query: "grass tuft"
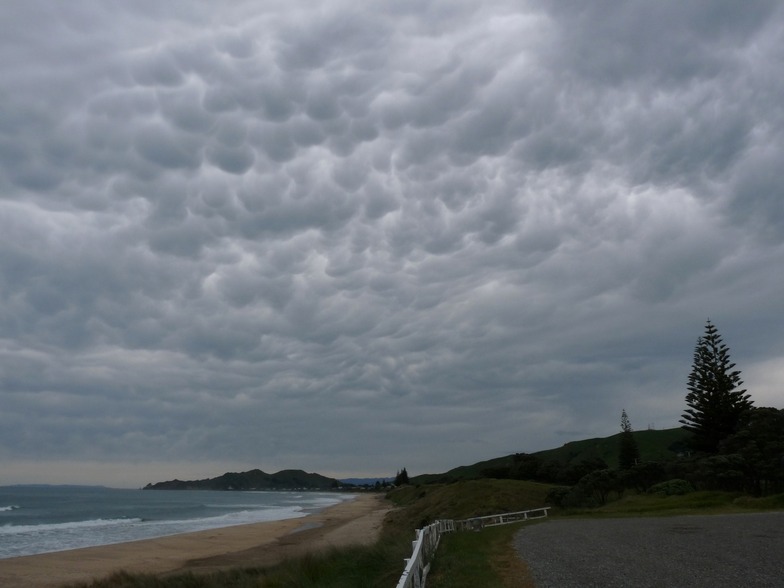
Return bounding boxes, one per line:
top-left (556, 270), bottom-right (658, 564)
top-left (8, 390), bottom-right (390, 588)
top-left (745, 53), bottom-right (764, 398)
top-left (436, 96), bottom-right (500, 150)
top-left (427, 523), bottom-right (539, 588)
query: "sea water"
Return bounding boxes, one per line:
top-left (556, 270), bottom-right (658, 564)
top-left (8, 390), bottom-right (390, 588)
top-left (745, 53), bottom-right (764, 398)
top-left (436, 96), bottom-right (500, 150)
top-left (0, 485), bottom-right (351, 559)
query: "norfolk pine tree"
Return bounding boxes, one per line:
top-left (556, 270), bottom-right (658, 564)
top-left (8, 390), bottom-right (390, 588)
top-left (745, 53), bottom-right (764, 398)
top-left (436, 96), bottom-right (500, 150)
top-left (680, 320), bottom-right (753, 453)
top-left (618, 409), bottom-right (640, 469)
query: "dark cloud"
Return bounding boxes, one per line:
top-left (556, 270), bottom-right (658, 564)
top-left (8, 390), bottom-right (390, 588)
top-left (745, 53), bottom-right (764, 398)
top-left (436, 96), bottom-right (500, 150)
top-left (1, 0), bottom-right (783, 486)
top-left (540, 0), bottom-right (778, 84)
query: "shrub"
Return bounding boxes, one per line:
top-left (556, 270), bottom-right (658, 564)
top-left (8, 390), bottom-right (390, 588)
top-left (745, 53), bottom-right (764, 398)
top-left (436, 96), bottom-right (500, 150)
top-left (576, 469), bottom-right (620, 505)
top-left (561, 485), bottom-right (598, 508)
top-left (544, 486), bottom-right (571, 507)
top-left (648, 479), bottom-right (695, 496)
top-left (620, 461), bottom-right (667, 492)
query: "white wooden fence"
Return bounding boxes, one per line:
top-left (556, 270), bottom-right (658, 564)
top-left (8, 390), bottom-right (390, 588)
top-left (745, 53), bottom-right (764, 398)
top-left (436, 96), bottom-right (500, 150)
top-left (394, 507), bottom-right (550, 588)
top-left (394, 520), bottom-right (449, 588)
top-left (454, 506), bottom-right (550, 531)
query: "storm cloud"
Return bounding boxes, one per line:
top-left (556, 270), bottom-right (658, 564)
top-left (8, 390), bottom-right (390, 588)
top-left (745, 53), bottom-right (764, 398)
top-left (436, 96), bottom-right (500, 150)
top-left (1, 0), bottom-right (783, 486)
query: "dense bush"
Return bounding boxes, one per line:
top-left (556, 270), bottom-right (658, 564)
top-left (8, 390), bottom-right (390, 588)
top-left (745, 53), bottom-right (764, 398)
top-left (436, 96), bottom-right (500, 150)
top-left (481, 406), bottom-right (784, 509)
top-left (648, 479), bottom-right (695, 496)
top-left (545, 470), bottom-right (622, 508)
top-left (544, 486), bottom-right (571, 507)
top-left (576, 469), bottom-right (621, 505)
top-left (619, 461), bottom-right (667, 492)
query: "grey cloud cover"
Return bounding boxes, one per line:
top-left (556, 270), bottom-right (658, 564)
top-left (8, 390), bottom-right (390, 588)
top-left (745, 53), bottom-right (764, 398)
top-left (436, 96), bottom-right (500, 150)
top-left (1, 0), bottom-right (783, 486)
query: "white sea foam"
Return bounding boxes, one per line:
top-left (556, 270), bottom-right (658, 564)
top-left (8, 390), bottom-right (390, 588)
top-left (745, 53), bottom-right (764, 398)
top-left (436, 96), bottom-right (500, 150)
top-left (143, 506), bottom-right (307, 532)
top-left (0, 505), bottom-right (308, 559)
top-left (0, 488), bottom-right (348, 559)
top-left (0, 517), bottom-right (141, 536)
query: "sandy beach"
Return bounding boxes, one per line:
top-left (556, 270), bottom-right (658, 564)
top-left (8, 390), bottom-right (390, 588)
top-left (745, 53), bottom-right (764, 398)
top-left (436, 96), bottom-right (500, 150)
top-left (0, 493), bottom-right (391, 588)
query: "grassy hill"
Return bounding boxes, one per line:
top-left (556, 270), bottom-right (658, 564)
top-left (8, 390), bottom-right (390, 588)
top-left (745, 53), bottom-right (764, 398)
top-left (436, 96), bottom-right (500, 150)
top-left (411, 427), bottom-right (690, 484)
top-left (534, 427), bottom-right (690, 468)
top-left (386, 478), bottom-right (552, 529)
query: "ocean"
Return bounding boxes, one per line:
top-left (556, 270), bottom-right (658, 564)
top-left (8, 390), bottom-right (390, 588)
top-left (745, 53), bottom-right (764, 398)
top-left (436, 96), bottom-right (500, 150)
top-left (0, 485), bottom-right (352, 559)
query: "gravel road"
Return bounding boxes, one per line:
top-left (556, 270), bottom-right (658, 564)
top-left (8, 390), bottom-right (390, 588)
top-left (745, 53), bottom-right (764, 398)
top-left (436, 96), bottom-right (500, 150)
top-left (513, 512), bottom-right (784, 587)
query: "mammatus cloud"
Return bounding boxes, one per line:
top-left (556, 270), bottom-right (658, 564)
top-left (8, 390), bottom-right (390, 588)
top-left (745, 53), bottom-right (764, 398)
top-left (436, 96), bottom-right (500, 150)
top-left (1, 0), bottom-right (783, 485)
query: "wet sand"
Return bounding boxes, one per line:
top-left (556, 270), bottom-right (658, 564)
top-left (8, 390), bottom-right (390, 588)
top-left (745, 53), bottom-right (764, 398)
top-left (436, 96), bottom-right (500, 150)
top-left (0, 493), bottom-right (391, 588)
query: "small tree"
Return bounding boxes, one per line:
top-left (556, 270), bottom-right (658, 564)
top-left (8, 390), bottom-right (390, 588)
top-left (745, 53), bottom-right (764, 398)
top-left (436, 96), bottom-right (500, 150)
top-left (680, 320), bottom-right (753, 453)
top-left (577, 469), bottom-right (620, 505)
top-left (618, 409), bottom-right (640, 470)
top-left (394, 467), bottom-right (410, 486)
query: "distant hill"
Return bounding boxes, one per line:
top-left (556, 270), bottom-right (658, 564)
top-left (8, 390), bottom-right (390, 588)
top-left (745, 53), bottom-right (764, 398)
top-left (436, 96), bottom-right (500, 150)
top-left (144, 468), bottom-right (341, 491)
top-left (339, 477), bottom-right (394, 486)
top-left (411, 427), bottom-right (690, 485)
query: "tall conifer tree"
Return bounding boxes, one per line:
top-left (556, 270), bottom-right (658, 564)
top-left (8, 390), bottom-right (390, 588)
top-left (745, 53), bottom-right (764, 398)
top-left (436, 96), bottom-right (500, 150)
top-left (680, 320), bottom-right (753, 453)
top-left (618, 409), bottom-right (640, 470)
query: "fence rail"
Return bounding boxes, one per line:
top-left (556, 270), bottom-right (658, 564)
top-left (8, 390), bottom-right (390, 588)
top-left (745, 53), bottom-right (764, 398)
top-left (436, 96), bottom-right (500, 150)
top-left (455, 507), bottom-right (550, 531)
top-left (394, 507), bottom-right (549, 588)
top-left (395, 521), bottom-right (445, 588)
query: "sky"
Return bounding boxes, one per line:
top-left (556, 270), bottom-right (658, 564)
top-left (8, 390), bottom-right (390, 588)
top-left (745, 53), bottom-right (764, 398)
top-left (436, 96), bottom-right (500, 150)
top-left (1, 0), bottom-right (783, 488)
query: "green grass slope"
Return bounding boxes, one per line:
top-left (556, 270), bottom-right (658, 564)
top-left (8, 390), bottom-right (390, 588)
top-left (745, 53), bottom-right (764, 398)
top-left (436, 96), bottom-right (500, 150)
top-left (386, 478), bottom-right (552, 529)
top-left (411, 427), bottom-right (690, 484)
top-left (535, 427), bottom-right (689, 469)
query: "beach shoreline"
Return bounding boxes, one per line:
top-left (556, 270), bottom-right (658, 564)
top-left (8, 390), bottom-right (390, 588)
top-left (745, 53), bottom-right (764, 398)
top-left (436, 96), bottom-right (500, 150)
top-left (0, 493), bottom-right (391, 588)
